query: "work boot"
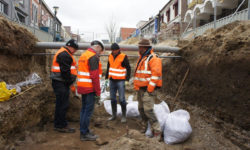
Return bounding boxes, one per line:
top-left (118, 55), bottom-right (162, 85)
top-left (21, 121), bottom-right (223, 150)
top-left (140, 126), bottom-right (147, 134)
top-left (88, 130), bottom-right (99, 138)
top-left (152, 130), bottom-right (163, 142)
top-left (108, 102), bottom-right (117, 121)
top-left (54, 126), bottom-right (75, 133)
top-left (80, 132), bottom-right (98, 141)
top-left (121, 104), bottom-right (127, 123)
top-left (139, 122), bottom-right (148, 134)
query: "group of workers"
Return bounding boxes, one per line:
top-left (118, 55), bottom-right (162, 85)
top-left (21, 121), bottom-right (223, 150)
top-left (50, 38), bottom-right (163, 141)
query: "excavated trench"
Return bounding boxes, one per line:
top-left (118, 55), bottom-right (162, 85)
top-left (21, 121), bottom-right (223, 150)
top-left (0, 16), bottom-right (249, 150)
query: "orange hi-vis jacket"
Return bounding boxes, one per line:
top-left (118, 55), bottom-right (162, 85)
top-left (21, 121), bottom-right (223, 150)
top-left (134, 49), bottom-right (162, 93)
top-left (99, 63), bottom-right (102, 78)
top-left (77, 49), bottom-right (102, 96)
top-left (108, 53), bottom-right (126, 80)
top-left (51, 47), bottom-right (77, 75)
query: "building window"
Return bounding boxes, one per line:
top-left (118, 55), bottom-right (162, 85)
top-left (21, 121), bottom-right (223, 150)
top-left (19, 0), bottom-right (24, 6)
top-left (17, 12), bottom-right (25, 23)
top-left (56, 24), bottom-right (59, 32)
top-left (0, 1), bottom-right (8, 15)
top-left (32, 3), bottom-right (38, 24)
top-left (166, 9), bottom-right (170, 22)
top-left (173, 2), bottom-right (178, 17)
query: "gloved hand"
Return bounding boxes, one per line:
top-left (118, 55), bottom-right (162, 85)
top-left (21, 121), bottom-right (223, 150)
top-left (105, 79), bottom-right (109, 87)
top-left (70, 85), bottom-right (76, 93)
top-left (95, 96), bottom-right (101, 105)
top-left (125, 81), bottom-right (129, 86)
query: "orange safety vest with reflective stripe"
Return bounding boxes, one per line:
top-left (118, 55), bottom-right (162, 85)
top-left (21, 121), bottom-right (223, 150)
top-left (77, 50), bottom-right (102, 88)
top-left (108, 53), bottom-right (126, 80)
top-left (77, 50), bottom-right (96, 88)
top-left (134, 49), bottom-right (162, 93)
top-left (51, 47), bottom-right (77, 75)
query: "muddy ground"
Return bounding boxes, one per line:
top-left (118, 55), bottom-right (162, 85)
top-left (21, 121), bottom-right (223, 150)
top-left (0, 17), bottom-right (249, 149)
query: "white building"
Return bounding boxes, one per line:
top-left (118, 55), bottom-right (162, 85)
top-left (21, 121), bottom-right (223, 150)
top-left (183, 0), bottom-right (249, 37)
top-left (159, 0), bottom-right (187, 26)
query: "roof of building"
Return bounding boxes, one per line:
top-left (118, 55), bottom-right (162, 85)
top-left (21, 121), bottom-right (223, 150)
top-left (159, 0), bottom-right (174, 13)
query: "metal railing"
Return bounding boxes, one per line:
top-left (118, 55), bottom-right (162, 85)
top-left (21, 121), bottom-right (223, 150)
top-left (182, 8), bottom-right (248, 38)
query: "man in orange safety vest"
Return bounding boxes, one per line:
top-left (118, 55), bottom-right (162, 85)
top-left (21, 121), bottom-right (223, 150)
top-left (50, 39), bottom-right (78, 133)
top-left (134, 39), bottom-right (162, 141)
top-left (105, 43), bottom-right (131, 123)
top-left (77, 40), bottom-right (104, 141)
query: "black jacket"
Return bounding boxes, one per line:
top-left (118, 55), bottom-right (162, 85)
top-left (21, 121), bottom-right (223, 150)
top-left (50, 47), bottom-right (76, 86)
top-left (105, 52), bottom-right (131, 81)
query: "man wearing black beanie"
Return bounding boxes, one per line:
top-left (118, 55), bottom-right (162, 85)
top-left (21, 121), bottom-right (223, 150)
top-left (50, 39), bottom-right (78, 133)
top-left (105, 43), bottom-right (131, 123)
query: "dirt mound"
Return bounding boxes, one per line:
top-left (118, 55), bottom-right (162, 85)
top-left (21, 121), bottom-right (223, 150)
top-left (162, 20), bottom-right (250, 148)
top-left (0, 16), bottom-right (37, 55)
top-left (119, 37), bottom-right (140, 45)
top-left (100, 130), bottom-right (165, 150)
top-left (157, 39), bottom-right (178, 47)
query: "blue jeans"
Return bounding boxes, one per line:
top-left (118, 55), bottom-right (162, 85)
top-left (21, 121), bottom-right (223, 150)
top-left (52, 80), bottom-right (70, 128)
top-left (110, 80), bottom-right (126, 106)
top-left (80, 92), bottom-right (95, 134)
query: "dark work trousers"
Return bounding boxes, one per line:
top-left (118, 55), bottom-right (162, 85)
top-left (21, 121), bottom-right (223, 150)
top-left (80, 92), bottom-right (96, 134)
top-left (110, 80), bottom-right (126, 106)
top-left (52, 80), bottom-right (70, 128)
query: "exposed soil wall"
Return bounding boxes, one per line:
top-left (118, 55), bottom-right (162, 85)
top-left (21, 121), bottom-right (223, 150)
top-left (162, 21), bottom-right (250, 131)
top-left (0, 16), bottom-right (55, 147)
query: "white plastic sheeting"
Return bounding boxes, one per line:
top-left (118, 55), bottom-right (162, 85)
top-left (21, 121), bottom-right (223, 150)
top-left (6, 73), bottom-right (42, 93)
top-left (16, 73), bottom-right (42, 87)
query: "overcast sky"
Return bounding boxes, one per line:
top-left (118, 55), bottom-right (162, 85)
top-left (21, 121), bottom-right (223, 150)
top-left (45, 0), bottom-right (169, 41)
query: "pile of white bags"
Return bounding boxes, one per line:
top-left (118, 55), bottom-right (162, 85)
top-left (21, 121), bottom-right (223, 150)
top-left (103, 95), bottom-right (192, 144)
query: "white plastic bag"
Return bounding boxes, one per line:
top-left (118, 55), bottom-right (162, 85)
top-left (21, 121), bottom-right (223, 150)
top-left (103, 100), bottom-right (122, 116)
top-left (6, 84), bottom-right (21, 93)
top-left (164, 110), bottom-right (192, 144)
top-left (16, 73), bottom-right (42, 87)
top-left (104, 100), bottom-right (112, 115)
top-left (145, 101), bottom-right (170, 137)
top-left (145, 122), bottom-right (153, 137)
top-left (154, 101), bottom-right (170, 129)
top-left (126, 101), bottom-right (139, 117)
top-left (103, 99), bottom-right (140, 117)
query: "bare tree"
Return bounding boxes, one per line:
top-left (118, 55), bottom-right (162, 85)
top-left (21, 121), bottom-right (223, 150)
top-left (105, 15), bottom-right (118, 43)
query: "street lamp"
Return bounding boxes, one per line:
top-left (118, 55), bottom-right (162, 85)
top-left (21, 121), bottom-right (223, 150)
top-left (53, 6), bottom-right (59, 41)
